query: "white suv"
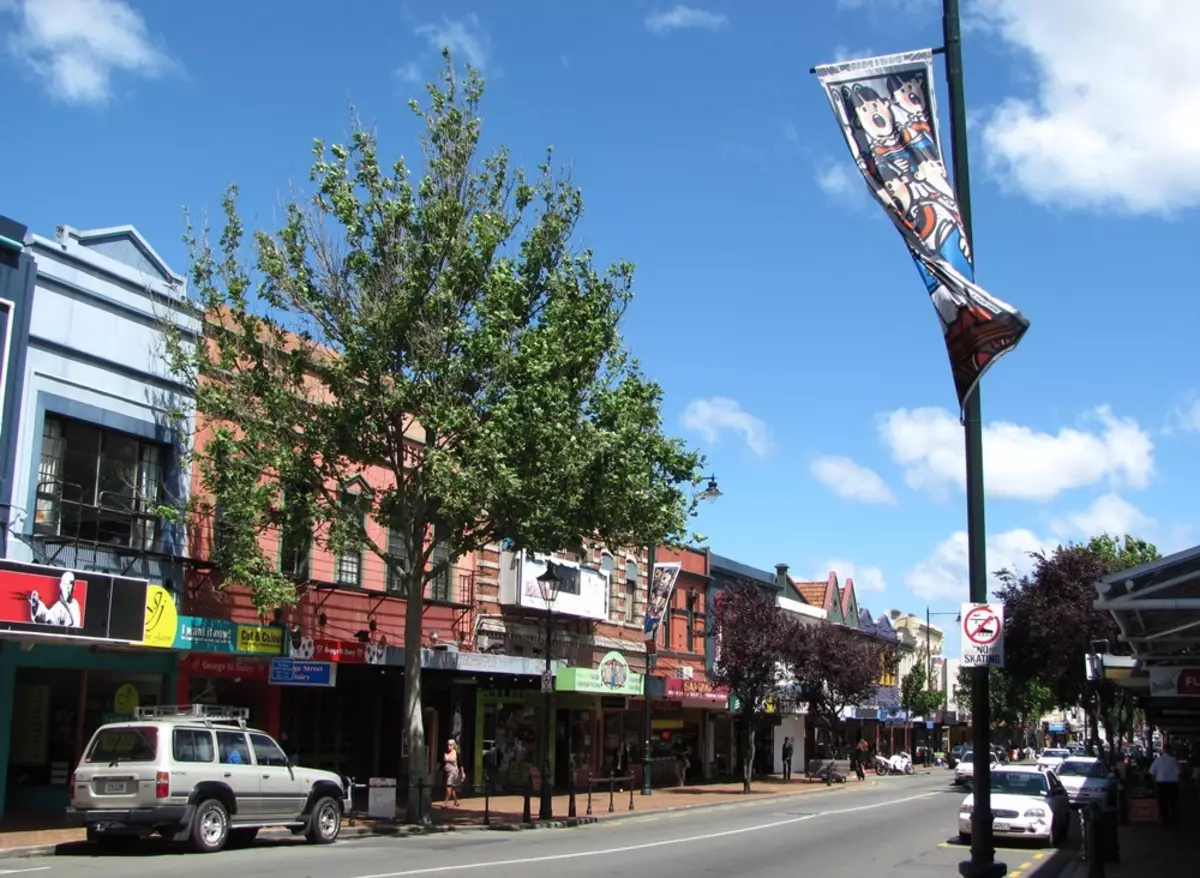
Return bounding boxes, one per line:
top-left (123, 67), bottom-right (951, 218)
top-left (67, 705), bottom-right (351, 853)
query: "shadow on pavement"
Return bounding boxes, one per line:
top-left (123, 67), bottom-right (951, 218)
top-left (53, 836), bottom-right (310, 858)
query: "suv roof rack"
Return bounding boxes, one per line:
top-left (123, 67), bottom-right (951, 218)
top-left (135, 705), bottom-right (251, 727)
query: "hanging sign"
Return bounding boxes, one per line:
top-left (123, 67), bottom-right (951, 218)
top-left (960, 602), bottom-right (1004, 668)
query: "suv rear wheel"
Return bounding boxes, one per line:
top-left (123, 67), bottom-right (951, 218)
top-left (305, 796), bottom-right (341, 844)
top-left (191, 799), bottom-right (230, 853)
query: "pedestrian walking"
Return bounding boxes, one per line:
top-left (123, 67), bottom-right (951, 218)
top-left (855, 738), bottom-right (868, 781)
top-left (1149, 745), bottom-right (1181, 827)
top-left (782, 737), bottom-right (794, 780)
top-left (442, 739), bottom-right (461, 808)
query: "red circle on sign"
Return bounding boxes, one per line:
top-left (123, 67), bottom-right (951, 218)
top-left (963, 606), bottom-right (1000, 646)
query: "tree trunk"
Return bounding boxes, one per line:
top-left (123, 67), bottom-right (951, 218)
top-left (742, 714), bottom-right (754, 794)
top-left (405, 567), bottom-right (429, 824)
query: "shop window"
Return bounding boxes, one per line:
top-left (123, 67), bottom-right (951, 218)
top-left (34, 414), bottom-right (167, 551)
top-left (173, 728), bottom-right (216, 763)
top-left (334, 490), bottom-right (363, 587)
top-left (386, 516), bottom-right (410, 594)
top-left (216, 730), bottom-right (252, 765)
top-left (624, 560), bottom-right (639, 623)
top-left (279, 479), bottom-right (313, 580)
top-left (250, 733), bottom-right (289, 767)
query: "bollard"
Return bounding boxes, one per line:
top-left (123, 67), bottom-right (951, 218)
top-left (1086, 803), bottom-right (1105, 878)
top-left (523, 776), bottom-right (532, 824)
top-left (587, 773), bottom-right (593, 816)
top-left (569, 771), bottom-right (577, 819)
top-left (484, 771), bottom-right (490, 826)
top-left (628, 777), bottom-right (635, 811)
top-left (608, 775), bottom-right (615, 813)
top-left (416, 777), bottom-right (426, 825)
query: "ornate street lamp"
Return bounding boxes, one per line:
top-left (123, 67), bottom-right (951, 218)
top-left (536, 562), bottom-right (562, 820)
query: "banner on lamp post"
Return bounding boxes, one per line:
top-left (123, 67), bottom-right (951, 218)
top-left (643, 562), bottom-right (682, 643)
top-left (813, 50), bottom-right (1029, 408)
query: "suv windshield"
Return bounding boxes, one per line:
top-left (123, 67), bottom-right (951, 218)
top-left (992, 771), bottom-right (1048, 796)
top-left (1058, 760), bottom-right (1107, 778)
top-left (86, 726), bottom-right (158, 763)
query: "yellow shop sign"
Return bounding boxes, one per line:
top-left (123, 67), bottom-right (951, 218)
top-left (235, 624), bottom-right (284, 655)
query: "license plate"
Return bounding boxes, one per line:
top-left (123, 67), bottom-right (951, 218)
top-left (103, 782), bottom-right (127, 795)
top-left (993, 822), bottom-right (1010, 832)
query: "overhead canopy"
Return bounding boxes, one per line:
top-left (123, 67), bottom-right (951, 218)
top-left (1094, 545), bottom-right (1200, 732)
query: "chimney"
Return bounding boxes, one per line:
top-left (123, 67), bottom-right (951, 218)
top-left (775, 563), bottom-right (789, 591)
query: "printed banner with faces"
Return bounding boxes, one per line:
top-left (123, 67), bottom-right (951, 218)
top-left (814, 49), bottom-right (1029, 409)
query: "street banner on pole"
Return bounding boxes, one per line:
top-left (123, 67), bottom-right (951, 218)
top-left (644, 562), bottom-right (682, 642)
top-left (813, 50), bottom-right (1030, 409)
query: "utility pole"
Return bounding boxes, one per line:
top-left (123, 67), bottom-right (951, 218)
top-left (943, 1), bottom-right (1004, 877)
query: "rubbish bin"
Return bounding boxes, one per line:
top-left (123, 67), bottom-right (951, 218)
top-left (368, 777), bottom-right (397, 820)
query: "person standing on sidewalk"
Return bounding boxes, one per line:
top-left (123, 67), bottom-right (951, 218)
top-left (782, 737), bottom-right (794, 780)
top-left (855, 738), bottom-right (869, 781)
top-left (1149, 745), bottom-right (1181, 827)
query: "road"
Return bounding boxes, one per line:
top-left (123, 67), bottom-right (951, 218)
top-left (1, 773), bottom-right (1077, 878)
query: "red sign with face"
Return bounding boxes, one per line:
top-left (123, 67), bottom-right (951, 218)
top-left (0, 568), bottom-right (89, 629)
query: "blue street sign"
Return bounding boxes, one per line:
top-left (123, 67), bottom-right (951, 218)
top-left (926, 721), bottom-right (935, 730)
top-left (270, 657), bottom-right (337, 687)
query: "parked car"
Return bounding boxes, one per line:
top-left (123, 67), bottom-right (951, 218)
top-left (1055, 757), bottom-right (1114, 808)
top-left (67, 705), bottom-right (351, 853)
top-left (1036, 748), bottom-right (1072, 773)
top-left (954, 750), bottom-right (999, 786)
top-left (958, 765), bottom-right (1071, 847)
top-left (948, 745), bottom-right (969, 768)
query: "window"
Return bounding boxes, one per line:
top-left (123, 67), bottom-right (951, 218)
top-left (662, 590), bottom-right (672, 645)
top-left (879, 654), bottom-right (898, 688)
top-left (686, 591), bottom-right (696, 652)
top-left (173, 728), bottom-right (215, 763)
top-left (279, 480), bottom-right (312, 580)
top-left (334, 491), bottom-right (363, 587)
top-left (216, 730), bottom-right (252, 765)
top-left (624, 560), bottom-right (639, 623)
top-left (34, 415), bottom-right (166, 550)
top-left (249, 733), bottom-right (289, 767)
top-left (212, 500), bottom-right (233, 556)
top-left (85, 726), bottom-right (158, 763)
top-left (600, 554), bottom-right (615, 615)
top-left (427, 525), bottom-right (453, 602)
top-left (386, 518), bottom-right (410, 594)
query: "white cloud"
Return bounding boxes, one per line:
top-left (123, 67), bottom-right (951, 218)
top-left (831, 45), bottom-right (875, 63)
top-left (1166, 392), bottom-right (1200, 434)
top-left (415, 13), bottom-right (490, 70)
top-left (975, 0), bottom-right (1200, 214)
top-left (879, 405), bottom-right (1154, 503)
top-left (395, 60), bottom-right (422, 85)
top-left (811, 456), bottom-right (897, 505)
top-left (905, 528), bottom-right (1052, 602)
top-left (3, 0), bottom-right (173, 104)
top-left (1051, 493), bottom-right (1155, 540)
top-left (820, 559), bottom-right (888, 594)
top-left (680, 397), bottom-right (770, 458)
top-left (814, 160), bottom-right (858, 198)
top-left (644, 5), bottom-right (728, 34)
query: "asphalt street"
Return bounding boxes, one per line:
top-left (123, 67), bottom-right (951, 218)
top-left (0, 772), bottom-right (1077, 878)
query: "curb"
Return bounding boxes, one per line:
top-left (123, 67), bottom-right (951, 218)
top-left (488, 817), bottom-right (600, 831)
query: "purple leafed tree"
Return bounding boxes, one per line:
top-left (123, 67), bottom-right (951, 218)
top-left (786, 623), bottom-right (893, 734)
top-left (708, 581), bottom-right (789, 792)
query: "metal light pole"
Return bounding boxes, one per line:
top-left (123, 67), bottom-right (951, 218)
top-left (941, 1), bottom-right (1003, 876)
top-left (642, 474), bottom-right (721, 797)
top-left (536, 562), bottom-right (562, 821)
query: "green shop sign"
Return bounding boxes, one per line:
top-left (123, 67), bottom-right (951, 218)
top-left (555, 651), bottom-right (643, 696)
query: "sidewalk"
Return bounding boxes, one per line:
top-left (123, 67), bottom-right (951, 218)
top-left (0, 772), bottom-right (893, 858)
top-left (1060, 787), bottom-right (1199, 878)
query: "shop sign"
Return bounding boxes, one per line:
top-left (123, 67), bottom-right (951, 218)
top-left (418, 648), bottom-right (554, 676)
top-left (235, 624), bottom-right (284, 654)
top-left (1149, 667), bottom-right (1200, 697)
top-left (0, 559), bottom-right (147, 642)
top-left (666, 678), bottom-right (729, 704)
top-left (270, 658), bottom-right (337, 687)
top-left (555, 651), bottom-right (644, 696)
top-left (142, 585), bottom-right (179, 648)
top-left (290, 635), bottom-right (382, 664)
top-left (179, 653), bottom-right (272, 682)
top-left (141, 605), bottom-right (286, 657)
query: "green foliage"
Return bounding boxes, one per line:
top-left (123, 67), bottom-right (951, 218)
top-left (900, 651), bottom-right (944, 720)
top-left (162, 52), bottom-right (705, 612)
top-left (954, 666), bottom-right (1055, 730)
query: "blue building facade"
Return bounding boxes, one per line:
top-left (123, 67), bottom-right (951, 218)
top-left (0, 222), bottom-right (198, 820)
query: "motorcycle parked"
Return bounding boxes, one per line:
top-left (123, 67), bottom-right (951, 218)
top-left (875, 751), bottom-right (915, 776)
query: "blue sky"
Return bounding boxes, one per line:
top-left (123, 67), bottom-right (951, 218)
top-left (2, 1), bottom-right (1198, 656)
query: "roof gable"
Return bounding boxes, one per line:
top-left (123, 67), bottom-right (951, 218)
top-left (58, 224), bottom-right (184, 288)
top-left (841, 577), bottom-right (859, 622)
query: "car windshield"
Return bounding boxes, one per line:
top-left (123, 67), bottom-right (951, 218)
top-left (1043, 749), bottom-right (1069, 758)
top-left (1058, 761), bottom-right (1108, 778)
top-left (992, 771), bottom-right (1048, 796)
top-left (86, 726), bottom-right (158, 763)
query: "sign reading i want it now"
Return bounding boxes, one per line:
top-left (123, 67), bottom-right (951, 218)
top-left (960, 603), bottom-right (1005, 669)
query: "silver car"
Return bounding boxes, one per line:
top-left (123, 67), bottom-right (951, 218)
top-left (67, 705), bottom-right (351, 853)
top-left (1055, 756), bottom-right (1113, 808)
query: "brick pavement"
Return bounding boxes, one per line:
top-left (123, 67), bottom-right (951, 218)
top-left (0, 772), bottom-right (885, 856)
top-left (1060, 785), bottom-right (1199, 878)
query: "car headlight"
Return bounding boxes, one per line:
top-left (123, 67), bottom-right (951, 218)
top-left (1024, 808), bottom-right (1047, 818)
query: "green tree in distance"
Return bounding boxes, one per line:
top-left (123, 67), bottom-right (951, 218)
top-left (900, 649), bottom-right (944, 722)
top-left (163, 53), bottom-right (704, 820)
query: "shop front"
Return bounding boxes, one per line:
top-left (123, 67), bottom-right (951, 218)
top-left (555, 651), bottom-right (644, 790)
top-left (0, 560), bottom-right (161, 820)
top-left (665, 677), bottom-right (730, 781)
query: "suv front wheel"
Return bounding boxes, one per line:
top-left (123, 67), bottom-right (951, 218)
top-left (305, 796), bottom-right (341, 844)
top-left (191, 799), bottom-right (230, 853)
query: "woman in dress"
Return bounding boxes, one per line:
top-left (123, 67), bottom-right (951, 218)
top-left (443, 739), bottom-right (460, 808)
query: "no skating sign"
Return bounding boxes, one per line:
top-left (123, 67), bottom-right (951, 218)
top-left (960, 603), bottom-right (1005, 668)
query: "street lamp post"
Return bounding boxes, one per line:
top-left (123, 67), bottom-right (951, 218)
top-left (642, 474), bottom-right (721, 797)
top-left (536, 562), bottom-right (562, 821)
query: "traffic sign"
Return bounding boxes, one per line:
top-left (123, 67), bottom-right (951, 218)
top-left (960, 603), bottom-right (1005, 668)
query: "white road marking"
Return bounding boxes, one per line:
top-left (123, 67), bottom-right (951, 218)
top-left (346, 792), bottom-right (938, 878)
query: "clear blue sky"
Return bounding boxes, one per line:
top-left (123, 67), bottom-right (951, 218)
top-left (2, 1), bottom-right (1197, 657)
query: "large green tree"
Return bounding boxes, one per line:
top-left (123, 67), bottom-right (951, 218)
top-left (164, 55), bottom-right (703, 819)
